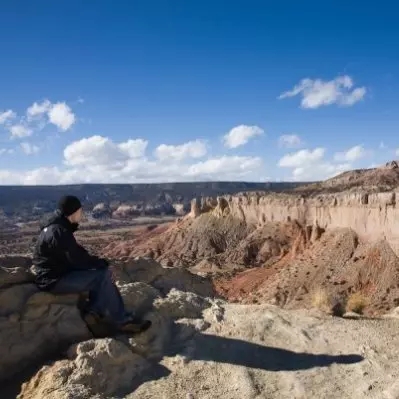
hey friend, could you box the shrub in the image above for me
[346,292,368,314]
[311,289,329,312]
[330,294,347,317]
[312,289,347,317]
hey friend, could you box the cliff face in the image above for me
[190,191,399,255]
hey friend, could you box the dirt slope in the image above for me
[215,228,399,315]
[103,214,315,276]
[104,214,255,268]
[130,304,399,399]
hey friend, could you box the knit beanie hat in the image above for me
[58,195,82,217]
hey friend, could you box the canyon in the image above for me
[103,163,399,316]
[3,163,399,397]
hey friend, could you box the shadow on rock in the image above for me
[170,332,364,372]
[129,362,172,393]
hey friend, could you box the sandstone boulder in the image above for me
[1,256,215,394]
[0,255,34,288]
[0,283,38,317]
[117,281,162,315]
[18,338,150,399]
[154,288,212,319]
[113,257,214,298]
[0,290,90,382]
[128,310,172,360]
[0,254,92,382]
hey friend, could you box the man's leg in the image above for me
[51,269,126,325]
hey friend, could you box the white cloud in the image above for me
[278,147,352,181]
[0,156,263,185]
[291,162,351,181]
[20,142,40,155]
[64,136,128,168]
[187,156,263,179]
[154,140,207,161]
[48,102,76,131]
[0,110,16,124]
[119,139,148,158]
[278,75,366,109]
[395,148,399,157]
[223,125,264,149]
[278,134,303,148]
[2,100,77,138]
[0,148,14,155]
[380,141,387,150]
[334,145,368,162]
[0,167,63,185]
[27,100,51,118]
[339,87,367,106]
[0,133,264,184]
[26,100,76,131]
[278,148,325,168]
[10,124,33,138]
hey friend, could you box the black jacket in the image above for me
[33,210,108,290]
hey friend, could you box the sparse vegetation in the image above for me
[346,292,368,314]
[311,289,330,312]
[312,289,348,317]
[330,294,347,317]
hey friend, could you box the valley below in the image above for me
[3,163,399,398]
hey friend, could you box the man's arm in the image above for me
[54,227,108,270]
[75,242,109,269]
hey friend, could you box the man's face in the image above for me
[70,208,83,224]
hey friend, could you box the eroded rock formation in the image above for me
[188,191,399,256]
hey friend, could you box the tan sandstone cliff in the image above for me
[189,191,399,255]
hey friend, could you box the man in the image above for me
[33,195,151,335]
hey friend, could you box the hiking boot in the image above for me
[83,312,115,338]
[119,318,152,334]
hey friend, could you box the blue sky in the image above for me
[0,1,398,184]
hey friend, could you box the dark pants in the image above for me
[51,268,127,325]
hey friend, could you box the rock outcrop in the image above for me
[18,338,151,399]
[188,191,399,256]
[113,205,141,218]
[91,203,112,218]
[112,257,214,298]
[383,160,399,169]
[0,256,91,383]
[1,256,215,394]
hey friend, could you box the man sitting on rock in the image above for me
[32,195,151,335]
